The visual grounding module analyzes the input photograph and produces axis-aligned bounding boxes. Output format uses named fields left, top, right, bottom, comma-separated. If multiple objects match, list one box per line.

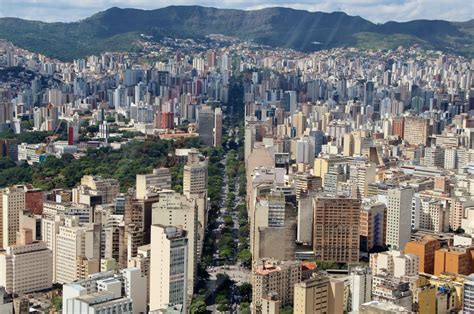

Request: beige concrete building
left=80, top=175, right=120, bottom=203
left=294, top=273, right=329, bottom=314
left=1, top=186, right=26, bottom=248
left=252, top=259, right=301, bottom=311
left=152, top=190, right=198, bottom=298
left=370, top=250, right=419, bottom=278
left=55, top=220, right=101, bottom=284
left=183, top=149, right=208, bottom=198
left=261, top=292, right=281, bottom=314
left=403, top=116, right=429, bottom=146
left=0, top=228, right=52, bottom=295
left=41, top=214, right=63, bottom=282
left=251, top=189, right=297, bottom=261
left=149, top=225, right=188, bottom=313
left=313, top=195, right=360, bottom=263
left=349, top=160, right=376, bottom=198
left=313, top=156, right=350, bottom=181
left=292, top=111, right=306, bottom=138
left=136, top=168, right=172, bottom=199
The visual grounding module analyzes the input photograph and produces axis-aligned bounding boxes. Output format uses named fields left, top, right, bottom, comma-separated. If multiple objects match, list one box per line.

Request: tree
left=236, top=283, right=252, bottom=302
left=189, top=295, right=207, bottom=313
left=52, top=296, right=62, bottom=311
left=239, top=302, right=251, bottom=314
left=237, top=249, right=252, bottom=268
left=216, top=302, right=229, bottom=312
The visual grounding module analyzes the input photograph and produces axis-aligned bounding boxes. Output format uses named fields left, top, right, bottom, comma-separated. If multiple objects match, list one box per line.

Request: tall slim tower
left=150, top=225, right=188, bottom=313
left=183, top=149, right=208, bottom=199
left=2, top=186, right=26, bottom=248
left=213, top=107, right=223, bottom=147
left=386, top=187, right=413, bottom=250
left=197, top=105, right=214, bottom=146
left=350, top=267, right=372, bottom=312
left=152, top=191, right=198, bottom=298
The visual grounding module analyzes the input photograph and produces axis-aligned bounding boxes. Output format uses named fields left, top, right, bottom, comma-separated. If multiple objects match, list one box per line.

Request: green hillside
left=0, top=6, right=472, bottom=60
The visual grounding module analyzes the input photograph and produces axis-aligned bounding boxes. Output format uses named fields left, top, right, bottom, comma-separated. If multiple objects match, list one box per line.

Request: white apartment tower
left=0, top=228, right=53, bottom=295
left=136, top=168, right=172, bottom=199
left=386, top=187, right=413, bottom=250
left=55, top=219, right=101, bottom=284
left=152, top=190, right=199, bottom=297
left=183, top=149, right=208, bottom=198
left=1, top=186, right=26, bottom=248
left=350, top=267, right=372, bottom=312
left=150, top=225, right=188, bottom=313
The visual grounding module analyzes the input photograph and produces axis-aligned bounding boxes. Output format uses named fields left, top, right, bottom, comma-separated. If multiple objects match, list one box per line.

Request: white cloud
left=0, top=0, right=472, bottom=22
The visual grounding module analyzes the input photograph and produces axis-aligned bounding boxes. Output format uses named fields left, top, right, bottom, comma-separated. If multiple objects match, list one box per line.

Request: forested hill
left=0, top=5, right=472, bottom=60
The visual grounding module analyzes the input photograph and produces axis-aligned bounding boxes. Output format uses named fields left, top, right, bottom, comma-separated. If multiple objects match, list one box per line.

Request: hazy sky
left=1, top=0, right=473, bottom=23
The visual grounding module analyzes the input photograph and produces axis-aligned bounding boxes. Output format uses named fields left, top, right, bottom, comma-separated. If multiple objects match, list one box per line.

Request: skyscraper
left=0, top=228, right=53, bottom=295
left=359, top=201, right=387, bottom=252
left=213, top=107, right=223, bottom=147
left=294, top=273, right=330, bottom=313
left=386, top=187, right=414, bottom=250
left=136, top=168, right=172, bottom=200
left=152, top=191, right=198, bottom=297
left=1, top=186, right=26, bottom=248
left=403, top=116, right=429, bottom=146
left=197, top=105, right=215, bottom=146
left=364, top=81, right=374, bottom=107
left=149, top=225, right=188, bottom=313
left=313, top=195, right=360, bottom=263
left=183, top=149, right=208, bottom=198
left=55, top=221, right=101, bottom=284
left=252, top=259, right=302, bottom=311
left=350, top=267, right=372, bottom=312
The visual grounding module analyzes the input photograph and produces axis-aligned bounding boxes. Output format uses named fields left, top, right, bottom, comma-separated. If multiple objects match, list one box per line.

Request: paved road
left=204, top=126, right=250, bottom=313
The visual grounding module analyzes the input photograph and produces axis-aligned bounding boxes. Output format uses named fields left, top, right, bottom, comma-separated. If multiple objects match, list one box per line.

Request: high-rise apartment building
left=252, top=259, right=302, bottom=310
left=350, top=267, right=372, bottom=312
left=1, top=186, right=26, bottom=248
left=149, top=225, right=188, bottom=313
left=197, top=105, right=215, bottom=146
left=349, top=160, right=376, bottom=198
left=214, top=107, right=223, bottom=147
left=293, top=273, right=329, bottom=314
left=55, top=220, right=101, bottom=284
left=183, top=149, right=208, bottom=198
left=423, top=146, right=445, bottom=168
left=434, top=246, right=474, bottom=276
left=251, top=188, right=297, bottom=261
left=292, top=111, right=306, bottom=138
left=370, top=251, right=419, bottom=278
left=0, top=228, right=52, bottom=295
left=386, top=187, right=413, bottom=250
left=403, top=116, right=429, bottom=146
left=360, top=201, right=386, bottom=252
left=80, top=175, right=120, bottom=204
left=152, top=190, right=198, bottom=297
left=136, top=168, right=172, bottom=199
left=313, top=195, right=360, bottom=263
left=404, top=236, right=440, bottom=274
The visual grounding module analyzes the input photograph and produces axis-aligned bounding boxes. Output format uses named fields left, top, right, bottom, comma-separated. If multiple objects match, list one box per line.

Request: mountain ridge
left=0, top=5, right=472, bottom=60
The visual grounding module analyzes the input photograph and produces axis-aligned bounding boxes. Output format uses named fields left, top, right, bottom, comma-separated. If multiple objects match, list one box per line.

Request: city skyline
left=0, top=2, right=473, bottom=311
left=1, top=0, right=473, bottom=23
